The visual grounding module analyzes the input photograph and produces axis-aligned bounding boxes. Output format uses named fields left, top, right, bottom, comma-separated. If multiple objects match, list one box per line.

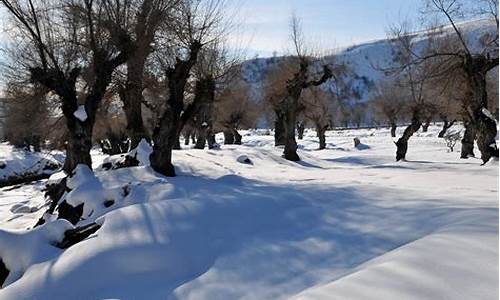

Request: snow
left=0, top=143, right=62, bottom=185
left=0, top=124, right=497, bottom=299
left=0, top=219, right=73, bottom=287
left=73, top=105, right=88, bottom=122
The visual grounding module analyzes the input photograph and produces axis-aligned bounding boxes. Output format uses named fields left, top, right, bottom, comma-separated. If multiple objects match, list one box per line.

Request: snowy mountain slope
left=241, top=19, right=498, bottom=107
left=0, top=125, right=497, bottom=299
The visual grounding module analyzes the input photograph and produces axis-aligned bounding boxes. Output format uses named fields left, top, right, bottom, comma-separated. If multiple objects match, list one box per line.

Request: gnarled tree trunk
left=150, top=43, right=201, bottom=177
left=395, top=116, right=421, bottom=161
left=438, top=119, right=455, bottom=138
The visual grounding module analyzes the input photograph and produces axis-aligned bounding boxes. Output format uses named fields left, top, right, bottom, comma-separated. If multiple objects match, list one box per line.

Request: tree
left=278, top=14, right=333, bottom=161
left=370, top=80, right=406, bottom=137
left=1, top=81, right=50, bottom=151
left=216, top=79, right=259, bottom=145
left=149, top=0, right=231, bottom=176
left=418, top=0, right=499, bottom=163
left=302, top=87, right=332, bottom=150
left=388, top=24, right=437, bottom=161
left=1, top=0, right=134, bottom=173
left=119, top=0, right=178, bottom=148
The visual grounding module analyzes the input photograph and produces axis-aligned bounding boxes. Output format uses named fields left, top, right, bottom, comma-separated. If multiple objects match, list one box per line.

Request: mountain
left=239, top=19, right=498, bottom=126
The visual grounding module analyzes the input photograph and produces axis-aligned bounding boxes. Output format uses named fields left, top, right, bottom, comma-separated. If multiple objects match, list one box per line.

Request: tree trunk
left=395, top=117, right=421, bottom=161
left=194, top=126, right=207, bottom=149
left=224, top=130, right=234, bottom=144
left=297, top=122, right=305, bottom=140
left=283, top=101, right=300, bottom=161
left=63, top=111, right=94, bottom=173
left=460, top=121, right=476, bottom=158
left=120, top=59, right=149, bottom=149
left=463, top=58, right=499, bottom=163
left=438, top=119, right=455, bottom=138
left=476, top=115, right=498, bottom=163
left=150, top=42, right=201, bottom=177
left=274, top=110, right=285, bottom=146
left=316, top=125, right=326, bottom=150
left=150, top=107, right=178, bottom=177
left=390, top=121, right=397, bottom=138
left=422, top=118, right=431, bottom=132
left=233, top=129, right=242, bottom=145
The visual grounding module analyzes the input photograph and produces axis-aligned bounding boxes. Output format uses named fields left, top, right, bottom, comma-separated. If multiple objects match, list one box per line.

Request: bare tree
left=278, top=14, right=333, bottom=161
left=216, top=79, right=259, bottom=145
left=370, top=80, right=406, bottom=137
left=1, top=81, right=50, bottom=151
left=149, top=0, right=232, bottom=176
left=301, top=87, right=332, bottom=149
left=416, top=0, right=499, bottom=163
left=0, top=0, right=134, bottom=173
left=119, top=0, right=178, bottom=148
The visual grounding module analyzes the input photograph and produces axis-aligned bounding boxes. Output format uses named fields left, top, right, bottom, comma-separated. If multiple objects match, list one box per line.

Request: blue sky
left=233, top=0, right=422, bottom=57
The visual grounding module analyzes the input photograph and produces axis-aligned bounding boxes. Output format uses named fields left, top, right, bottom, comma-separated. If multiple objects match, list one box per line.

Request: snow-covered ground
left=0, top=125, right=497, bottom=299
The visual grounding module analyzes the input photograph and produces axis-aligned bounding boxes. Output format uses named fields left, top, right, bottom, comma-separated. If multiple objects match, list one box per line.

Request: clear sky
left=233, top=0, right=422, bottom=57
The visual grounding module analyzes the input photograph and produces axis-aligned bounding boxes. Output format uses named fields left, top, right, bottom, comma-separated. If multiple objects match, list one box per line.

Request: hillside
left=240, top=19, right=498, bottom=125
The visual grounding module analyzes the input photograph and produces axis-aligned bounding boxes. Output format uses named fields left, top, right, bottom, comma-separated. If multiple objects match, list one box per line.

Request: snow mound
left=127, top=139, right=152, bottom=166
left=0, top=144, right=62, bottom=186
left=0, top=219, right=73, bottom=287
left=65, top=165, right=123, bottom=219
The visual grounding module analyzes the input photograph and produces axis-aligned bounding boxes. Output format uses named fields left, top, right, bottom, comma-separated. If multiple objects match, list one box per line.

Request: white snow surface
left=0, top=125, right=497, bottom=299
left=0, top=143, right=62, bottom=184
left=73, top=105, right=88, bottom=122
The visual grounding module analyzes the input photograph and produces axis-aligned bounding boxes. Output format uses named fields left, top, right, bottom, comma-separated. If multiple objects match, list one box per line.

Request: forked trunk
left=438, top=119, right=455, bottom=138
left=395, top=118, right=421, bottom=161
left=463, top=57, right=498, bottom=163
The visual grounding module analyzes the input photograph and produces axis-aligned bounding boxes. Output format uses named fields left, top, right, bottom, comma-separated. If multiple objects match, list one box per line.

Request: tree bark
left=316, top=125, right=327, bottom=150
left=224, top=130, right=234, bottom=144
left=119, top=67, right=149, bottom=149
left=390, top=121, right=397, bottom=138
left=297, top=121, right=305, bottom=140
left=150, top=42, right=201, bottom=177
left=283, top=101, right=300, bottom=161
left=395, top=117, right=421, bottom=161
left=463, top=56, right=499, bottom=163
left=274, top=110, right=285, bottom=146
left=233, top=129, right=242, bottom=145
left=438, top=119, right=455, bottom=138
left=422, top=118, right=431, bottom=132
left=460, top=121, right=476, bottom=158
